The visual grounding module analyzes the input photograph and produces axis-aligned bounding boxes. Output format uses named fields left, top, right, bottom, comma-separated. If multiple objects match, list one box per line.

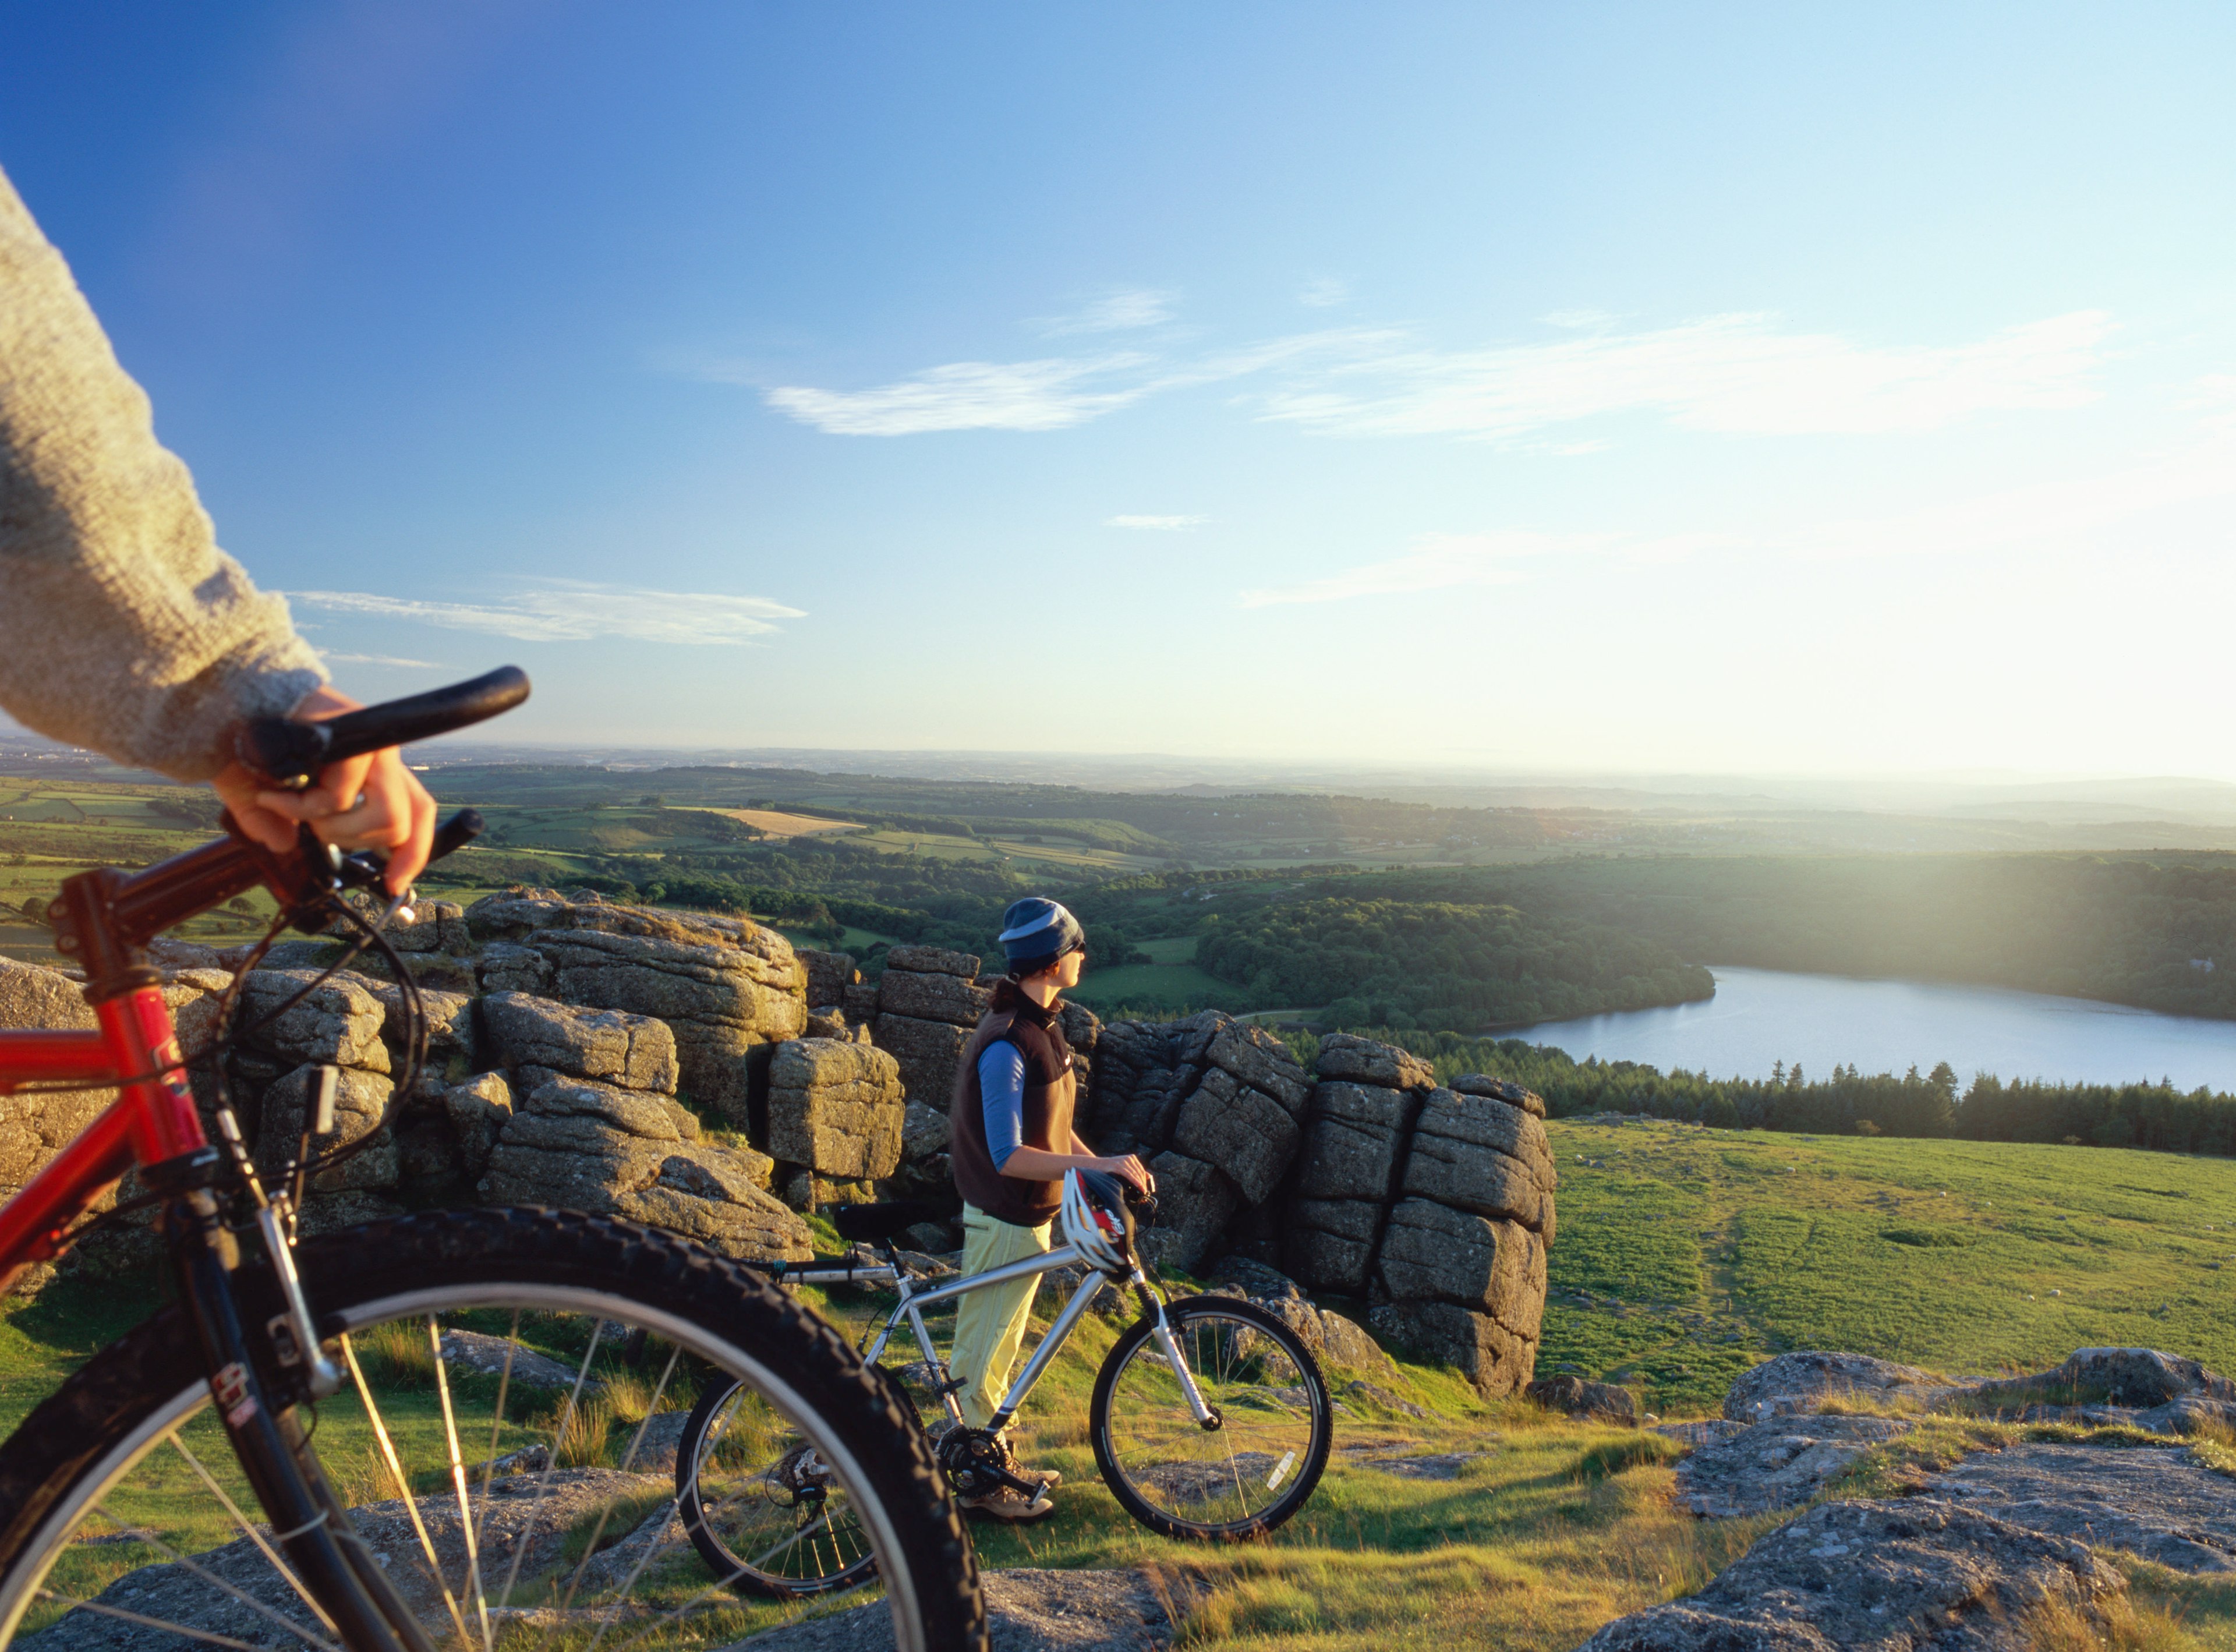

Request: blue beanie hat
left=999, top=897, right=1084, bottom=970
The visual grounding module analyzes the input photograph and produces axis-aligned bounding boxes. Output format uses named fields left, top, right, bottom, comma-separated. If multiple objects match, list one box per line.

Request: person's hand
left=1096, top=1154, right=1156, bottom=1198
left=211, top=687, right=438, bottom=895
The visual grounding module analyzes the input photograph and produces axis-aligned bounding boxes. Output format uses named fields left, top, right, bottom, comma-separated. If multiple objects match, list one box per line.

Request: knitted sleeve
left=0, top=167, right=325, bottom=780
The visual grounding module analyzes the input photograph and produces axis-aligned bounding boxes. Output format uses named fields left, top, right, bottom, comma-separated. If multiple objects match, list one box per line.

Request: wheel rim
left=682, top=1383, right=877, bottom=1595
left=1099, top=1307, right=1324, bottom=1536
left=0, top=1283, right=926, bottom=1652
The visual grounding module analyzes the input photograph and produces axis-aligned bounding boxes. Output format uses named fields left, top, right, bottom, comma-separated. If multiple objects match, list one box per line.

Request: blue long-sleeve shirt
left=978, top=1042, right=1027, bottom=1171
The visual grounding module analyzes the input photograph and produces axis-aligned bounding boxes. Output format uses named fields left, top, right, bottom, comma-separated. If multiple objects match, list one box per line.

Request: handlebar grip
left=236, top=666, right=531, bottom=786
left=429, top=808, right=484, bottom=864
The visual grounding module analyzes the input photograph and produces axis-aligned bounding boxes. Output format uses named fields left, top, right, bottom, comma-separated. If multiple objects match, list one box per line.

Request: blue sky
left=5, top=3, right=2233, bottom=776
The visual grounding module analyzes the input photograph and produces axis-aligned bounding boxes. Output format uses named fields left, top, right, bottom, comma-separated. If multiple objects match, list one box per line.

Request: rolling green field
left=1540, top=1119, right=2236, bottom=1414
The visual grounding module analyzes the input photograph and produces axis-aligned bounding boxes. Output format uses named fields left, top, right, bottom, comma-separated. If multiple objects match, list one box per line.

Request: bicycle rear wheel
left=675, top=1375, right=880, bottom=1598
left=1089, top=1294, right=1333, bottom=1540
left=0, top=1208, right=984, bottom=1651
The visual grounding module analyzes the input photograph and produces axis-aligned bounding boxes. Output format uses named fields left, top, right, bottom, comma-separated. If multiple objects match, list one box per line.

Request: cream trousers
left=949, top=1203, right=1052, bottom=1429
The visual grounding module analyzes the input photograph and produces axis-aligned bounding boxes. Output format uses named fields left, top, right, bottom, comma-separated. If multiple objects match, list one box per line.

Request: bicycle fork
left=162, top=1168, right=438, bottom=1652
left=1130, top=1271, right=1218, bottom=1429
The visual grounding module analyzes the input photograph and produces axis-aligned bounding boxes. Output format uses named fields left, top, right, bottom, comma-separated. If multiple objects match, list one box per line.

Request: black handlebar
left=236, top=666, right=530, bottom=788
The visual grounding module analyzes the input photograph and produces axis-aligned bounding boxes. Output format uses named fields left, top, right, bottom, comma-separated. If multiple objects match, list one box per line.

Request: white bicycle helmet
left=1061, top=1168, right=1135, bottom=1273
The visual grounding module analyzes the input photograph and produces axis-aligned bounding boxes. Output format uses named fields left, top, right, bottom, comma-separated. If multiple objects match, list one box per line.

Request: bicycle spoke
left=468, top=1307, right=521, bottom=1570
left=494, top=1317, right=605, bottom=1612
left=562, top=1340, right=684, bottom=1612
left=338, top=1332, right=475, bottom=1648
left=87, top=1503, right=342, bottom=1652
left=32, top=1588, right=285, bottom=1652
left=423, top=1315, right=494, bottom=1652
left=165, top=1431, right=343, bottom=1640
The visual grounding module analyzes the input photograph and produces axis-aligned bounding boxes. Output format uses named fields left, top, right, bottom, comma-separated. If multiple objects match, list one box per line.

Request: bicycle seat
left=832, top=1200, right=947, bottom=1243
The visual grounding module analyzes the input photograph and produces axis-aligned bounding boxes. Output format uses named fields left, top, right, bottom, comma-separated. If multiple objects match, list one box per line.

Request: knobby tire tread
left=0, top=1207, right=985, bottom=1651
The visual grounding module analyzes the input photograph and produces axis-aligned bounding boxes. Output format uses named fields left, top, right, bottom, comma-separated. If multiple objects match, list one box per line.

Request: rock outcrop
left=1579, top=1498, right=2124, bottom=1651
left=1292, top=1039, right=1554, bottom=1399
left=1725, top=1350, right=1953, bottom=1422
left=464, top=890, right=807, bottom=1126
left=1928, top=1442, right=2236, bottom=1573
left=766, top=1037, right=906, bottom=1181
left=1674, top=1413, right=1914, bottom=1517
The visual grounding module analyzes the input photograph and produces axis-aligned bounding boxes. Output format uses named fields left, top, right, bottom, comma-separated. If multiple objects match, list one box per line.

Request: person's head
left=999, top=896, right=1086, bottom=991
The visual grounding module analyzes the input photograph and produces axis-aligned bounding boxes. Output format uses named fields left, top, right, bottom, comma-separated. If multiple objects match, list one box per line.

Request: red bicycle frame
left=0, top=986, right=206, bottom=1296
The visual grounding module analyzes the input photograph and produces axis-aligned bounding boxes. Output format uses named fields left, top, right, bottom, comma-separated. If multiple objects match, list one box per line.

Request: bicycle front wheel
left=1089, top=1294, right=1333, bottom=1540
left=0, top=1208, right=983, bottom=1651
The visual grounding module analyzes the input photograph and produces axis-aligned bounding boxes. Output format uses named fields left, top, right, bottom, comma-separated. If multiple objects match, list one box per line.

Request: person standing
left=944, top=896, right=1154, bottom=1520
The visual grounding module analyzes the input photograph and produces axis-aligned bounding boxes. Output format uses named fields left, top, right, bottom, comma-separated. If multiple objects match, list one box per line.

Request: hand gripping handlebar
left=234, top=665, right=530, bottom=788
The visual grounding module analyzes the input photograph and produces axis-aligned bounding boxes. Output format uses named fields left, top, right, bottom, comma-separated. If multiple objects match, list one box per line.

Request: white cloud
left=1032, top=288, right=1177, bottom=335
left=765, top=310, right=2111, bottom=444
left=765, top=329, right=1392, bottom=437
left=766, top=355, right=1154, bottom=435
left=321, top=650, right=441, bottom=668
left=291, top=583, right=805, bottom=644
left=1107, top=514, right=1208, bottom=530
left=1240, top=530, right=1598, bottom=607
left=1257, top=311, right=2113, bottom=441
left=1298, top=277, right=1351, bottom=309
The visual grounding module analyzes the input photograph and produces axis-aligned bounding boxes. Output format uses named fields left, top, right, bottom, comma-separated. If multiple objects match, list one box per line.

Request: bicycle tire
left=675, top=1374, right=882, bottom=1597
left=0, top=1207, right=985, bottom=1652
left=1089, top=1294, right=1333, bottom=1541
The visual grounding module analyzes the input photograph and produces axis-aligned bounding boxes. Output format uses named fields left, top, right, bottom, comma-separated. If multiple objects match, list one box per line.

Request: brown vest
left=950, top=992, right=1075, bottom=1229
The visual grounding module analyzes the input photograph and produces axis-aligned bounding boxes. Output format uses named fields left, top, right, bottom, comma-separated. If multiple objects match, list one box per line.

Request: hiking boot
left=961, top=1483, right=1056, bottom=1523
left=987, top=1432, right=1062, bottom=1492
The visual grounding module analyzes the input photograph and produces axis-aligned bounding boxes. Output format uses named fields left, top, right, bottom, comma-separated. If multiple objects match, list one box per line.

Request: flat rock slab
left=1655, top=1420, right=1747, bottom=1449
left=1358, top=1451, right=1491, bottom=1480
left=736, top=1567, right=1179, bottom=1650
left=1577, top=1497, right=2123, bottom=1651
left=1725, top=1351, right=1955, bottom=1423
left=1927, top=1443, right=2236, bottom=1573
left=1675, top=1414, right=1912, bottom=1518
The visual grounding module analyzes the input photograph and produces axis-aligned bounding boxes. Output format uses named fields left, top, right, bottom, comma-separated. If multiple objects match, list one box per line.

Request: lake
left=1506, top=966, right=2236, bottom=1091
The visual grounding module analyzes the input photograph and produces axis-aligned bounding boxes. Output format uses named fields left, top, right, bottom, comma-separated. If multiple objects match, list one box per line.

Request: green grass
left=17, top=1131, right=2236, bottom=1646
left=1541, top=1120, right=2236, bottom=1414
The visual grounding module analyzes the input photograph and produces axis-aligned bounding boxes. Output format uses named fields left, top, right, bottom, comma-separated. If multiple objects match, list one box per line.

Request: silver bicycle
left=674, top=1170, right=1333, bottom=1595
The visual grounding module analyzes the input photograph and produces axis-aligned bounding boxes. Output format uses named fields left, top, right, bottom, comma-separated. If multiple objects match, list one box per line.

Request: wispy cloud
left=1108, top=514, right=1208, bottom=530
left=1032, top=288, right=1177, bottom=335
left=1240, top=530, right=1600, bottom=607
left=321, top=650, right=441, bottom=668
left=766, top=355, right=1156, bottom=435
left=1298, top=277, right=1351, bottom=309
left=764, top=328, right=1390, bottom=436
left=765, top=310, right=2112, bottom=444
left=1257, top=311, right=2113, bottom=440
left=291, top=582, right=805, bottom=644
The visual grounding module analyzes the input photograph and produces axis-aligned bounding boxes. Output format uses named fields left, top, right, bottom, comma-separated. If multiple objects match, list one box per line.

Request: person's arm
left=0, top=168, right=433, bottom=889
left=979, top=1044, right=1153, bottom=1195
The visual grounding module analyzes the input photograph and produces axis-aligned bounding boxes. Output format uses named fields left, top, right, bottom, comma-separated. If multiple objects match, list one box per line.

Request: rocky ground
left=1573, top=1342, right=2236, bottom=1648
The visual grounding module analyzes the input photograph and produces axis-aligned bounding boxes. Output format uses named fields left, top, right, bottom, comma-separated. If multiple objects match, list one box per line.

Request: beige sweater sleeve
left=0, top=166, right=325, bottom=781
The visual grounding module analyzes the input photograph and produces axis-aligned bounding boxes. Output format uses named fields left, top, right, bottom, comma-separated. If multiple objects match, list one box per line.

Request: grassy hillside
left=10, top=1130, right=2236, bottom=1647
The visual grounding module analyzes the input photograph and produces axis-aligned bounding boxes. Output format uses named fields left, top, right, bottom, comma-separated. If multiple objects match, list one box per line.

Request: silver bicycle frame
left=781, top=1240, right=1215, bottom=1432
